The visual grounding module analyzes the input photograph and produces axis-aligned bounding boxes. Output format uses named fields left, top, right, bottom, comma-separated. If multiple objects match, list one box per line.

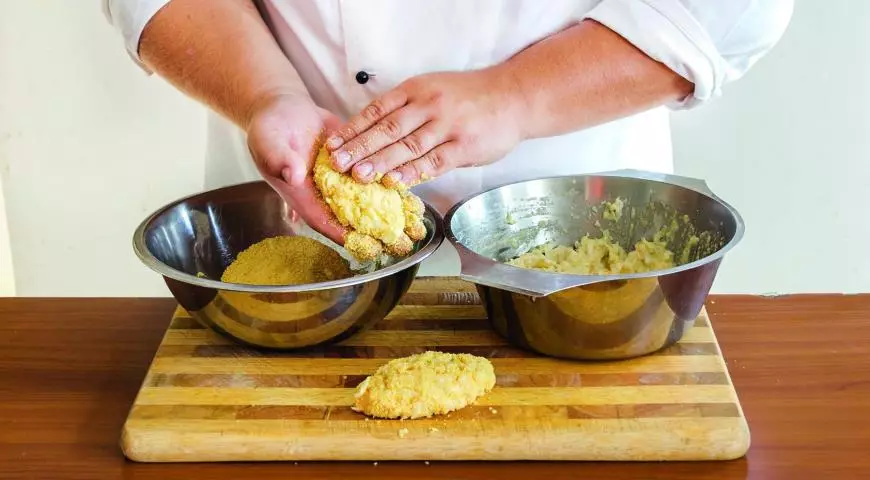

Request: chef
left=103, top=0, right=793, bottom=275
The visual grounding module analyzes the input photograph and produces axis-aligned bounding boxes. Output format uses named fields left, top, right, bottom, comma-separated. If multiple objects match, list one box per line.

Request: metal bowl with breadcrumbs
left=132, top=181, right=443, bottom=349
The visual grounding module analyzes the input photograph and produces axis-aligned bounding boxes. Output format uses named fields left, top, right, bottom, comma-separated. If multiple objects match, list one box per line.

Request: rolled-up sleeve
left=102, top=0, right=171, bottom=70
left=584, top=0, right=794, bottom=108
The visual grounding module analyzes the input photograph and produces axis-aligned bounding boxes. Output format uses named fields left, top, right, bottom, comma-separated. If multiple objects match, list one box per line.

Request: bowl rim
left=132, top=180, right=444, bottom=293
left=443, top=170, right=746, bottom=284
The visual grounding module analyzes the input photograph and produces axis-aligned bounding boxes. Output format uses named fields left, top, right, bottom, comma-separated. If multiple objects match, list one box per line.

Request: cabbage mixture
left=507, top=232, right=675, bottom=275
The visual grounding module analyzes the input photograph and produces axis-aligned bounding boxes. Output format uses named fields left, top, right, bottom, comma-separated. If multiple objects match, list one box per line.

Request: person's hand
left=245, top=94, right=348, bottom=244
left=324, top=69, right=526, bottom=188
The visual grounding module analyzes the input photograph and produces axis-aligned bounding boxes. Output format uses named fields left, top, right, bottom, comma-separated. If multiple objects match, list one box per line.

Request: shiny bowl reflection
left=132, top=181, right=443, bottom=349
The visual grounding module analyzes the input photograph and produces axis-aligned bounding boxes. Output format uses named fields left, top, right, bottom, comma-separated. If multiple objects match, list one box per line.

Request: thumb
left=280, top=153, right=307, bottom=187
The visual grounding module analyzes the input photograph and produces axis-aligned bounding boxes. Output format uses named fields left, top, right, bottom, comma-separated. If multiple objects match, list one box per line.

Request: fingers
left=331, top=106, right=430, bottom=177
left=382, top=143, right=460, bottom=188
left=325, top=89, right=408, bottom=152
left=350, top=122, right=446, bottom=182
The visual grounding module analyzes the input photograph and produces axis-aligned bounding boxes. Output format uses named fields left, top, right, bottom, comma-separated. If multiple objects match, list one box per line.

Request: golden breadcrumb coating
left=352, top=351, right=496, bottom=419
left=312, top=146, right=427, bottom=260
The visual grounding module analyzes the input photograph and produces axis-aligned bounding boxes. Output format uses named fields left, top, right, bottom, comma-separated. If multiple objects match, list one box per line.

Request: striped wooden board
left=121, top=277, right=749, bottom=462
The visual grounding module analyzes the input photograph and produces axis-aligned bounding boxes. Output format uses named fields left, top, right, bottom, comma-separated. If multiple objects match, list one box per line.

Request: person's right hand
left=245, top=94, right=348, bottom=245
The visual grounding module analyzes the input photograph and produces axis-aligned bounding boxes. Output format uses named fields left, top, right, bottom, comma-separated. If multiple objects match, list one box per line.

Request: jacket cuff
left=584, top=0, right=725, bottom=109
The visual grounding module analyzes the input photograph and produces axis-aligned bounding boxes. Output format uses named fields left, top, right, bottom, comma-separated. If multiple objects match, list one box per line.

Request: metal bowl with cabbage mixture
left=445, top=170, right=744, bottom=360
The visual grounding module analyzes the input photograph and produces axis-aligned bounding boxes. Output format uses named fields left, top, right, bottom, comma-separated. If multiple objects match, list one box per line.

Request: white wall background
left=0, top=1, right=867, bottom=296
left=0, top=179, right=14, bottom=295
left=0, top=1, right=205, bottom=296
left=671, top=1, right=870, bottom=293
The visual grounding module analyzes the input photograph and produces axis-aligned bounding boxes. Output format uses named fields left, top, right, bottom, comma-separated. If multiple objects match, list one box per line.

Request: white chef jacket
left=104, top=0, right=793, bottom=275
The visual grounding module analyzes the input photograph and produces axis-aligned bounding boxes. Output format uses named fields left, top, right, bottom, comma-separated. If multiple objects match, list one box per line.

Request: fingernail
left=355, top=162, right=373, bottom=177
left=385, top=171, right=402, bottom=185
left=333, top=151, right=351, bottom=167
left=326, top=136, right=343, bottom=149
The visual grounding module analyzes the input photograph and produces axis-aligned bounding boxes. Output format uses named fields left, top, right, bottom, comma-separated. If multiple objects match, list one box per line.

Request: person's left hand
left=324, top=69, right=526, bottom=188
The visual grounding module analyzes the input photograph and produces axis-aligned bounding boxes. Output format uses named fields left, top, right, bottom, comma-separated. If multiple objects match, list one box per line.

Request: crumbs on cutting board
left=398, top=428, right=409, bottom=438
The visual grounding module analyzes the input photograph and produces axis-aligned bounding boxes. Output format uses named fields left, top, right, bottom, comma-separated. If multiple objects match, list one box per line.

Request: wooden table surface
left=1, top=292, right=868, bottom=479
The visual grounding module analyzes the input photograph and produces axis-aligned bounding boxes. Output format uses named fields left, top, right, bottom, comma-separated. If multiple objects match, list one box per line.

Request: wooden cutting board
left=121, top=277, right=749, bottom=462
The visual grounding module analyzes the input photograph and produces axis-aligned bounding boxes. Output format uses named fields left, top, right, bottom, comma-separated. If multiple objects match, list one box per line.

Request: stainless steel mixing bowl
left=133, top=181, right=443, bottom=349
left=445, top=170, right=744, bottom=360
